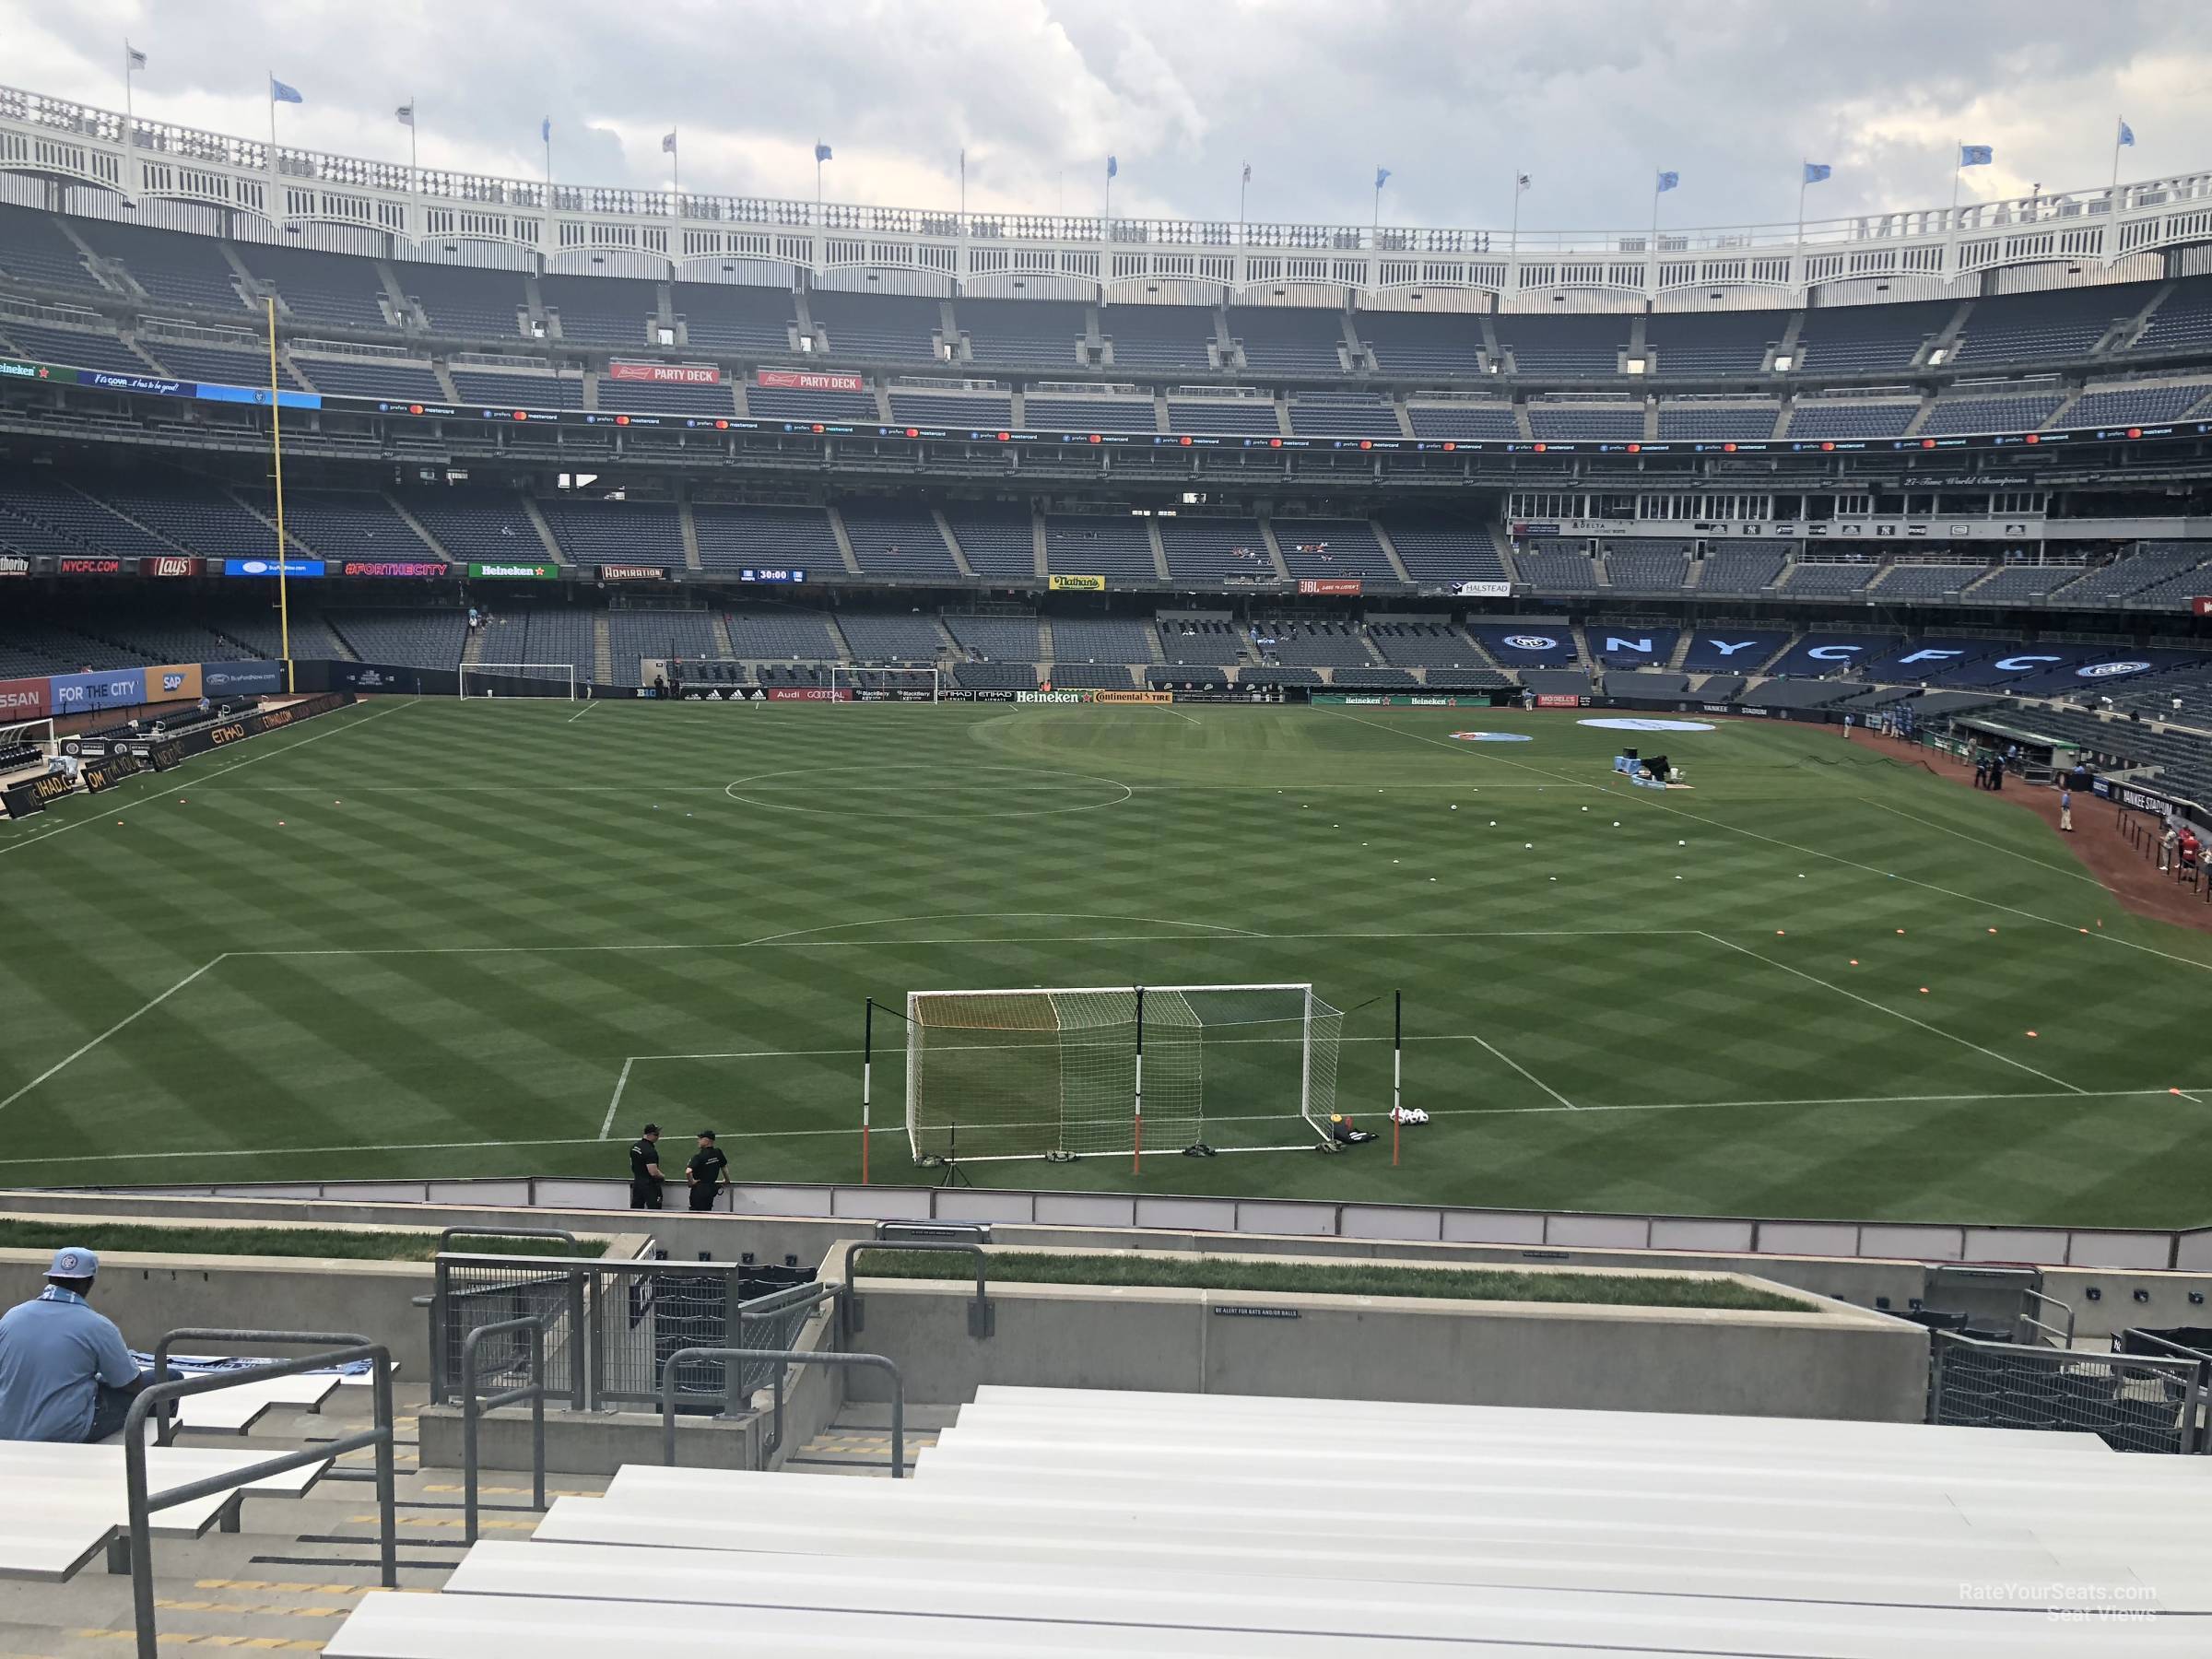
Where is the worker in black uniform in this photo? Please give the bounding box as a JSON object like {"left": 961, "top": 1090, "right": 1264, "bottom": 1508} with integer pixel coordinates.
{"left": 686, "top": 1130, "right": 730, "bottom": 1213}
{"left": 627, "top": 1124, "right": 665, "bottom": 1209}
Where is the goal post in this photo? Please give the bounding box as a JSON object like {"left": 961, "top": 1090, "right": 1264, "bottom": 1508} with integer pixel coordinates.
{"left": 830, "top": 665, "right": 940, "bottom": 703}
{"left": 458, "top": 663, "right": 577, "bottom": 700}
{"left": 902, "top": 982, "right": 1341, "bottom": 1165}
{"left": 0, "top": 718, "right": 58, "bottom": 759}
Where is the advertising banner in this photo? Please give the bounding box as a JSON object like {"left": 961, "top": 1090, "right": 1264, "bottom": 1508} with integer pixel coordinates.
{"left": 221, "top": 557, "right": 325, "bottom": 578}
{"left": 1535, "top": 693, "right": 1585, "bottom": 708}
{"left": 80, "top": 751, "right": 147, "bottom": 794}
{"left": 1448, "top": 580, "right": 1512, "bottom": 599}
{"left": 756, "top": 368, "right": 865, "bottom": 394}
{"left": 609, "top": 361, "right": 722, "bottom": 384}
{"left": 341, "top": 559, "right": 447, "bottom": 578}
{"left": 2194, "top": 596, "right": 2212, "bottom": 618}
{"left": 0, "top": 677, "right": 51, "bottom": 721}
{"left": 1093, "top": 689, "right": 1174, "bottom": 705}
{"left": 1312, "top": 693, "right": 1474, "bottom": 707}
{"left": 0, "top": 554, "right": 32, "bottom": 577}
{"left": 1016, "top": 689, "right": 1091, "bottom": 704}
{"left": 942, "top": 688, "right": 1018, "bottom": 702}
{"left": 1047, "top": 574, "right": 1106, "bottom": 592}
{"left": 1, "top": 780, "right": 47, "bottom": 818}
{"left": 51, "top": 667, "right": 147, "bottom": 714}
{"left": 58, "top": 557, "right": 125, "bottom": 576}
{"left": 468, "top": 561, "right": 559, "bottom": 580}
{"left": 599, "top": 565, "right": 670, "bottom": 582}
{"left": 25, "top": 772, "right": 78, "bottom": 809}
{"left": 2098, "top": 776, "right": 2184, "bottom": 818}
{"left": 765, "top": 687, "right": 853, "bottom": 701}
{"left": 202, "top": 662, "right": 286, "bottom": 697}
{"left": 1297, "top": 578, "right": 1363, "bottom": 595}
{"left": 324, "top": 664, "right": 457, "bottom": 695}
{"left": 141, "top": 556, "right": 199, "bottom": 578}
{"left": 145, "top": 663, "right": 203, "bottom": 703}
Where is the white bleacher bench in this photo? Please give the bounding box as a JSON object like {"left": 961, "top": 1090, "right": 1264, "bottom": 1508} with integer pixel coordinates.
{"left": 0, "top": 1441, "right": 327, "bottom": 1581}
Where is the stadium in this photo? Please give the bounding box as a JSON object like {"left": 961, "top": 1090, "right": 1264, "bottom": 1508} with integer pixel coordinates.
{"left": 3, "top": 26, "right": 2212, "bottom": 1653}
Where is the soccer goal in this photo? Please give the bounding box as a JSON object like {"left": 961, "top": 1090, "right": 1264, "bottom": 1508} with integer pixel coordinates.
{"left": 830, "top": 665, "right": 940, "bottom": 703}
{"left": 902, "top": 983, "right": 1341, "bottom": 1165}
{"left": 458, "top": 663, "right": 576, "bottom": 700}
{"left": 0, "top": 718, "right": 57, "bottom": 759}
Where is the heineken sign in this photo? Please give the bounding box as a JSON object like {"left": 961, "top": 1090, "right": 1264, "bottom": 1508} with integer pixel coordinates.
{"left": 467, "top": 561, "right": 559, "bottom": 580}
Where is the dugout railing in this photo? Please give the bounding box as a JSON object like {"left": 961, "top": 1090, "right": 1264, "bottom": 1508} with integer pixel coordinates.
{"left": 1928, "top": 1330, "right": 2206, "bottom": 1453}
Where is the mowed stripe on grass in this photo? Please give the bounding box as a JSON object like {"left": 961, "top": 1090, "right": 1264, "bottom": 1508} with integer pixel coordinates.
{"left": 0, "top": 700, "right": 2205, "bottom": 1227}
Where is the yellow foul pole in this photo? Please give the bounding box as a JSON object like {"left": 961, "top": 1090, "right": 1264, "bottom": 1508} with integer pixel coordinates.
{"left": 265, "top": 296, "right": 293, "bottom": 694}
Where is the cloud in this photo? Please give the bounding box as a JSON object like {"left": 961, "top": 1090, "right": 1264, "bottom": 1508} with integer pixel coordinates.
{"left": 9, "top": 0, "right": 2208, "bottom": 230}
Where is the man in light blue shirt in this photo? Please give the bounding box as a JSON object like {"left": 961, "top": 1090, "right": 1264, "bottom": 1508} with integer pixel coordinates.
{"left": 0, "top": 1247, "right": 144, "bottom": 1442}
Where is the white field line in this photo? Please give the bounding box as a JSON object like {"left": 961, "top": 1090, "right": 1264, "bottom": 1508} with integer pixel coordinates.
{"left": 1320, "top": 704, "right": 2212, "bottom": 976}
{"left": 598, "top": 1056, "right": 636, "bottom": 1138}
{"left": 1695, "top": 930, "right": 2086, "bottom": 1095}
{"left": 0, "top": 956, "right": 228, "bottom": 1114}
{"left": 6, "top": 1087, "right": 2208, "bottom": 1171}
{"left": 567, "top": 700, "right": 597, "bottom": 724}
{"left": 1458, "top": 1033, "right": 1578, "bottom": 1110}
{"left": 1855, "top": 796, "right": 2103, "bottom": 886}
{"left": 0, "top": 700, "right": 413, "bottom": 858}
{"left": 164, "top": 782, "right": 1578, "bottom": 794}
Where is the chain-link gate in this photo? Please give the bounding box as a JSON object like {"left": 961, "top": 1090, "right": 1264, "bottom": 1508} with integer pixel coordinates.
{"left": 429, "top": 1255, "right": 587, "bottom": 1406}
{"left": 1930, "top": 1331, "right": 2205, "bottom": 1453}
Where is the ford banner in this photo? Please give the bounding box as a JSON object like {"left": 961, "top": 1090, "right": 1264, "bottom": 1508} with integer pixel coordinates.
{"left": 201, "top": 662, "right": 286, "bottom": 696}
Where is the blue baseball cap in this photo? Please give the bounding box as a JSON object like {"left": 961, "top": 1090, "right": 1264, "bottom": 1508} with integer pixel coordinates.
{"left": 47, "top": 1246, "right": 99, "bottom": 1278}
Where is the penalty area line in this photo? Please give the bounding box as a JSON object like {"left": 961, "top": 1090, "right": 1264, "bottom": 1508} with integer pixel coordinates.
{"left": 0, "top": 955, "right": 229, "bottom": 1114}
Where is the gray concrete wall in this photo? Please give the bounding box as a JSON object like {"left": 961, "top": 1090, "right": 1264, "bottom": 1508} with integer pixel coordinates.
{"left": 836, "top": 1270, "right": 1931, "bottom": 1424}
{"left": 420, "top": 1406, "right": 757, "bottom": 1477}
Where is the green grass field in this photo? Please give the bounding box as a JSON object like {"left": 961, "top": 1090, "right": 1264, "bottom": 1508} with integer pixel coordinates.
{"left": 4, "top": 696, "right": 2208, "bottom": 1227}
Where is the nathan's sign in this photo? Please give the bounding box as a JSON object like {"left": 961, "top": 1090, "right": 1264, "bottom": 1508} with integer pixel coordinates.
{"left": 756, "top": 368, "right": 865, "bottom": 394}
{"left": 599, "top": 564, "right": 670, "bottom": 582}
{"left": 609, "top": 360, "right": 722, "bottom": 384}
{"left": 1047, "top": 574, "right": 1106, "bottom": 592}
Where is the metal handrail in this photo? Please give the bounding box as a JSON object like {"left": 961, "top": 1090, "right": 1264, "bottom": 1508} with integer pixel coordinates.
{"left": 124, "top": 1339, "right": 396, "bottom": 1659}
{"left": 149, "top": 1327, "right": 371, "bottom": 1447}
{"left": 2021, "top": 1288, "right": 2077, "bottom": 1349}
{"left": 660, "top": 1347, "right": 903, "bottom": 1476}
{"left": 836, "top": 1239, "right": 993, "bottom": 1341}
{"left": 461, "top": 1315, "right": 548, "bottom": 1544}
{"left": 2115, "top": 1330, "right": 2212, "bottom": 1453}
{"left": 438, "top": 1225, "right": 579, "bottom": 1253}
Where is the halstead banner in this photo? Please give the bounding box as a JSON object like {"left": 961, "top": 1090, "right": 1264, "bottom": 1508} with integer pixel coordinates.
{"left": 608, "top": 361, "right": 722, "bottom": 384}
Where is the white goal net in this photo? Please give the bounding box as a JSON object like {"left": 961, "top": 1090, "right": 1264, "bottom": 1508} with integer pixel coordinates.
{"left": 830, "top": 665, "right": 940, "bottom": 702}
{"left": 458, "top": 663, "right": 577, "bottom": 700}
{"left": 904, "top": 982, "right": 1341, "bottom": 1163}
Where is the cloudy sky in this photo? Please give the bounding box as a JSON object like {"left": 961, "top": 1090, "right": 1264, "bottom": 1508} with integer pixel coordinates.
{"left": 6, "top": 0, "right": 2206, "bottom": 232}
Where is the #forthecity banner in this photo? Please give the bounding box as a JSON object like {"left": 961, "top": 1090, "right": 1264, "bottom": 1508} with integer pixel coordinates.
{"left": 607, "top": 361, "right": 723, "bottom": 384}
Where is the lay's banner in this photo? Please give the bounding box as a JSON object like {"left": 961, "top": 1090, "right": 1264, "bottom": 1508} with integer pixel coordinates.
{"left": 147, "top": 663, "right": 203, "bottom": 703}
{"left": 50, "top": 667, "right": 147, "bottom": 715}
{"left": 1048, "top": 574, "right": 1106, "bottom": 592}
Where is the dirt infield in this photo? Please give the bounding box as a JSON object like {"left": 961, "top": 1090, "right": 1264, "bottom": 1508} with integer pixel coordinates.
{"left": 1848, "top": 726, "right": 2211, "bottom": 934}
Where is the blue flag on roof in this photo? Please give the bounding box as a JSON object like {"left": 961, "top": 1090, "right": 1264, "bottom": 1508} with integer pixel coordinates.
{"left": 815, "top": 142, "right": 832, "bottom": 163}
{"left": 1106, "top": 155, "right": 1117, "bottom": 179}
{"left": 1374, "top": 166, "right": 1391, "bottom": 190}
{"left": 1655, "top": 170, "right": 1678, "bottom": 193}
{"left": 541, "top": 117, "right": 551, "bottom": 144}
{"left": 2118, "top": 119, "right": 2136, "bottom": 147}
{"left": 270, "top": 76, "right": 303, "bottom": 105}
{"left": 1803, "top": 161, "right": 1831, "bottom": 184}
{"left": 1959, "top": 144, "right": 1993, "bottom": 167}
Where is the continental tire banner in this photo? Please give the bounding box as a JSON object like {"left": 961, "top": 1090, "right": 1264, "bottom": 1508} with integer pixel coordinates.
{"left": 80, "top": 752, "right": 147, "bottom": 794}
{"left": 147, "top": 663, "right": 203, "bottom": 702}
{"left": 1297, "top": 578, "right": 1362, "bottom": 595}
{"left": 1092, "top": 689, "right": 1174, "bottom": 705}
{"left": 1048, "top": 574, "right": 1106, "bottom": 592}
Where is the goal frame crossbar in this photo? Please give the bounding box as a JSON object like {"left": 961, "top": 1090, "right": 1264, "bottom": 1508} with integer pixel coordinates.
{"left": 458, "top": 662, "right": 577, "bottom": 700}
{"left": 830, "top": 665, "right": 941, "bottom": 702}
{"left": 901, "top": 982, "right": 1336, "bottom": 1167}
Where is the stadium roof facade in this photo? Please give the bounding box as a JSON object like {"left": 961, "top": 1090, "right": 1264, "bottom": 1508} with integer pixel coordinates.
{"left": 6, "top": 80, "right": 2212, "bottom": 307}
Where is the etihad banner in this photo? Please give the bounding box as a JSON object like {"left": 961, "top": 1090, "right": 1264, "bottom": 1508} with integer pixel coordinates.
{"left": 1047, "top": 574, "right": 1106, "bottom": 592}
{"left": 1297, "top": 578, "right": 1362, "bottom": 595}
{"left": 1, "top": 780, "right": 48, "bottom": 819}
{"left": 756, "top": 368, "right": 865, "bottom": 394}
{"left": 146, "top": 663, "right": 203, "bottom": 703}
{"left": 0, "top": 676, "right": 50, "bottom": 720}
{"left": 1093, "top": 689, "right": 1174, "bottom": 705}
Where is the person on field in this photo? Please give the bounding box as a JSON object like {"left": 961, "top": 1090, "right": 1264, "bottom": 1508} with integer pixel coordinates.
{"left": 2058, "top": 784, "right": 2074, "bottom": 833}
{"left": 686, "top": 1131, "right": 730, "bottom": 1212}
{"left": 0, "top": 1248, "right": 144, "bottom": 1442}
{"left": 628, "top": 1124, "right": 665, "bottom": 1209}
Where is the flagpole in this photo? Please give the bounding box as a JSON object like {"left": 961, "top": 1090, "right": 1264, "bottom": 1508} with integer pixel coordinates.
{"left": 543, "top": 124, "right": 551, "bottom": 201}
{"left": 266, "top": 296, "right": 293, "bottom": 699}
{"left": 122, "top": 42, "right": 136, "bottom": 206}
{"left": 409, "top": 98, "right": 418, "bottom": 181}
{"left": 2112, "top": 119, "right": 2124, "bottom": 198}
{"left": 959, "top": 148, "right": 966, "bottom": 221}
{"left": 1949, "top": 136, "right": 1962, "bottom": 222}
{"left": 1796, "top": 164, "right": 1808, "bottom": 261}
{"left": 671, "top": 126, "right": 678, "bottom": 196}
{"left": 1510, "top": 166, "right": 1521, "bottom": 254}
{"left": 267, "top": 71, "right": 276, "bottom": 172}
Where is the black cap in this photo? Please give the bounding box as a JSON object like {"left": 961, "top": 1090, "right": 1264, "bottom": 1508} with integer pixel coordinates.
{"left": 697, "top": 1129, "right": 716, "bottom": 1141}
{"left": 641, "top": 1123, "right": 659, "bottom": 1135}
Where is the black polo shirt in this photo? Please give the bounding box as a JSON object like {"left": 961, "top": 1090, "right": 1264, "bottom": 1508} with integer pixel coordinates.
{"left": 629, "top": 1138, "right": 662, "bottom": 1184}
{"left": 688, "top": 1146, "right": 728, "bottom": 1188}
